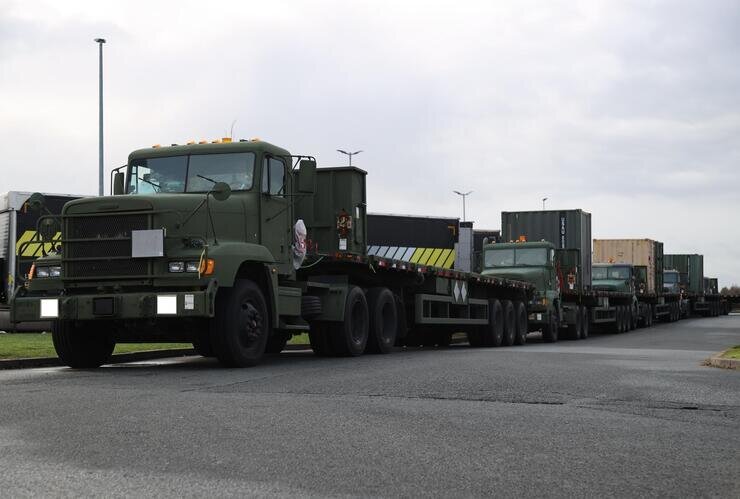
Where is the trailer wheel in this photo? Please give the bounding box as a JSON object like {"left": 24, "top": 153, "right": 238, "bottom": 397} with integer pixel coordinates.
{"left": 542, "top": 312, "right": 558, "bottom": 343}
{"left": 211, "top": 279, "right": 269, "bottom": 367}
{"left": 566, "top": 306, "right": 582, "bottom": 341}
{"left": 330, "top": 286, "right": 369, "bottom": 356}
{"left": 501, "top": 300, "right": 516, "bottom": 346}
{"left": 52, "top": 320, "right": 115, "bottom": 369}
{"left": 309, "top": 322, "right": 334, "bottom": 356}
{"left": 513, "top": 301, "right": 528, "bottom": 345}
{"left": 473, "top": 299, "right": 503, "bottom": 347}
{"left": 580, "top": 306, "right": 589, "bottom": 339}
{"left": 365, "top": 287, "right": 397, "bottom": 354}
{"left": 265, "top": 331, "right": 291, "bottom": 354}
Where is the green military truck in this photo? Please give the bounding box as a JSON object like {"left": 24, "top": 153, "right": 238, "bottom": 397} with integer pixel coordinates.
{"left": 481, "top": 210, "right": 635, "bottom": 342}
{"left": 10, "top": 139, "right": 533, "bottom": 368}
{"left": 664, "top": 254, "right": 725, "bottom": 317}
{"left": 593, "top": 239, "right": 683, "bottom": 323}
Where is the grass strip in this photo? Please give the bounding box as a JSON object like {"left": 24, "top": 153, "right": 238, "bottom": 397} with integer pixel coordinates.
{"left": 721, "top": 345, "right": 740, "bottom": 360}
{"left": 0, "top": 333, "right": 189, "bottom": 360}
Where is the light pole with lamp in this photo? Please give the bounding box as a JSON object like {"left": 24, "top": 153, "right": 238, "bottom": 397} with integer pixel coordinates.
{"left": 453, "top": 190, "right": 473, "bottom": 222}
{"left": 542, "top": 197, "right": 548, "bottom": 210}
{"left": 337, "top": 149, "right": 362, "bottom": 166}
{"left": 94, "top": 38, "right": 106, "bottom": 196}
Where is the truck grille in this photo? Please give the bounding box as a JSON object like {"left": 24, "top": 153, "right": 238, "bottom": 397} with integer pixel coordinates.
{"left": 65, "top": 214, "right": 150, "bottom": 278}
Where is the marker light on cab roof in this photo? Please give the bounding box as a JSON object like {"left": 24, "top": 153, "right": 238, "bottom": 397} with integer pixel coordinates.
{"left": 222, "top": 137, "right": 232, "bottom": 143}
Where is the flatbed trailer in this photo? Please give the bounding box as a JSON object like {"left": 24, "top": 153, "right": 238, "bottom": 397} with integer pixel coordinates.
{"left": 10, "top": 139, "right": 534, "bottom": 367}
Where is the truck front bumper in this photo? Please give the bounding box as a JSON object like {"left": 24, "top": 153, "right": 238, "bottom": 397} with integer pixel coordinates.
{"left": 527, "top": 305, "right": 548, "bottom": 324}
{"left": 12, "top": 282, "right": 217, "bottom": 323}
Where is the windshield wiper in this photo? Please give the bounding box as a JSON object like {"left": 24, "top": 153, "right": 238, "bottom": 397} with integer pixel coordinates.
{"left": 138, "top": 175, "right": 161, "bottom": 192}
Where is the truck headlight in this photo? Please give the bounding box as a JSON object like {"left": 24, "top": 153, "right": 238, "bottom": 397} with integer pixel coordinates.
{"left": 168, "top": 261, "right": 185, "bottom": 273}
{"left": 49, "top": 266, "right": 62, "bottom": 278}
{"left": 185, "top": 261, "right": 200, "bottom": 273}
{"left": 36, "top": 266, "right": 51, "bottom": 278}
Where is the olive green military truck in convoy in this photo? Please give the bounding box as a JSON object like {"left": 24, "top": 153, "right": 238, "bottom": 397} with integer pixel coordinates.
{"left": 11, "top": 139, "right": 533, "bottom": 368}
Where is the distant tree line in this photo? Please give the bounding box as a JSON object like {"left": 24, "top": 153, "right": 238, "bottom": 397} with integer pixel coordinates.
{"left": 720, "top": 285, "right": 740, "bottom": 295}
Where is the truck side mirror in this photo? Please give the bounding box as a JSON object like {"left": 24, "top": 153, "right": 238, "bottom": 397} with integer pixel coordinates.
{"left": 211, "top": 182, "right": 231, "bottom": 201}
{"left": 113, "top": 172, "right": 125, "bottom": 195}
{"left": 298, "top": 160, "right": 316, "bottom": 193}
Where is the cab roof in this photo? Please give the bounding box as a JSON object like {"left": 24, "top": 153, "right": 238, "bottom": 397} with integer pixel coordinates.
{"left": 483, "top": 241, "right": 554, "bottom": 250}
{"left": 128, "top": 139, "right": 291, "bottom": 161}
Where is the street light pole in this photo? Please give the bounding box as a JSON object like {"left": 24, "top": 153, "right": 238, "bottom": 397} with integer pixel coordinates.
{"left": 94, "top": 38, "right": 106, "bottom": 196}
{"left": 95, "top": 38, "right": 106, "bottom": 196}
{"left": 337, "top": 149, "right": 363, "bottom": 166}
{"left": 453, "top": 190, "right": 473, "bottom": 222}
{"left": 542, "top": 197, "right": 548, "bottom": 210}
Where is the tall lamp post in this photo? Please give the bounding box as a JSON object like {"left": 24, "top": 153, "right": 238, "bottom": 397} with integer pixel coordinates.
{"left": 542, "top": 197, "right": 548, "bottom": 210}
{"left": 94, "top": 38, "right": 106, "bottom": 196}
{"left": 337, "top": 149, "right": 362, "bottom": 166}
{"left": 453, "top": 190, "right": 473, "bottom": 222}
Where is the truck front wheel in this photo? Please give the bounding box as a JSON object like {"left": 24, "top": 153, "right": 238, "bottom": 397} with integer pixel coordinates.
{"left": 211, "top": 279, "right": 269, "bottom": 367}
{"left": 513, "top": 301, "right": 528, "bottom": 345}
{"left": 52, "top": 320, "right": 115, "bottom": 369}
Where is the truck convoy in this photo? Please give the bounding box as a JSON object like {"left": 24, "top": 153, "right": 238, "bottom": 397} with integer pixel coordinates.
{"left": 10, "top": 139, "right": 534, "bottom": 368}
{"left": 8, "top": 140, "right": 734, "bottom": 368}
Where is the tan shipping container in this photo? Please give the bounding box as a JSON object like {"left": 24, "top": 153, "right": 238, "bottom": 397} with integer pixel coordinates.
{"left": 593, "top": 239, "right": 660, "bottom": 293}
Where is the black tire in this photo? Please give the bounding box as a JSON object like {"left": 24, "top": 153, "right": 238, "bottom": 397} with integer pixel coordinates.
{"left": 567, "top": 306, "right": 582, "bottom": 340}
{"left": 193, "top": 327, "right": 215, "bottom": 357}
{"left": 613, "top": 307, "right": 623, "bottom": 334}
{"left": 365, "top": 287, "right": 398, "bottom": 354}
{"left": 52, "top": 320, "right": 115, "bottom": 369}
{"left": 301, "top": 295, "right": 322, "bottom": 319}
{"left": 433, "top": 330, "right": 453, "bottom": 347}
{"left": 265, "top": 331, "right": 291, "bottom": 354}
{"left": 580, "top": 306, "right": 589, "bottom": 339}
{"left": 630, "top": 306, "right": 637, "bottom": 330}
{"left": 330, "top": 286, "right": 369, "bottom": 356}
{"left": 309, "top": 322, "right": 334, "bottom": 356}
{"left": 501, "top": 300, "right": 516, "bottom": 346}
{"left": 476, "top": 299, "right": 503, "bottom": 347}
{"left": 542, "top": 312, "right": 558, "bottom": 343}
{"left": 210, "top": 279, "right": 270, "bottom": 368}
{"left": 514, "top": 301, "right": 528, "bottom": 345}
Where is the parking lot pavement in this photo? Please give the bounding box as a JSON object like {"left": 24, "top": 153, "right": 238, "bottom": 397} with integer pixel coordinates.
{"left": 1, "top": 315, "right": 738, "bottom": 497}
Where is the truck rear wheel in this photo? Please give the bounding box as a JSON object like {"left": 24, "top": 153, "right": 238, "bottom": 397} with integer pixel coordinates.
{"left": 330, "top": 286, "right": 369, "bottom": 356}
{"left": 580, "top": 306, "right": 589, "bottom": 339}
{"left": 567, "top": 306, "right": 582, "bottom": 340}
{"left": 474, "top": 299, "right": 503, "bottom": 347}
{"left": 52, "top": 320, "right": 115, "bottom": 368}
{"left": 211, "top": 279, "right": 269, "bottom": 368}
{"left": 542, "top": 312, "right": 558, "bottom": 343}
{"left": 309, "top": 322, "right": 334, "bottom": 356}
{"left": 501, "top": 300, "right": 516, "bottom": 346}
{"left": 513, "top": 301, "right": 527, "bottom": 345}
{"left": 365, "top": 287, "right": 397, "bottom": 354}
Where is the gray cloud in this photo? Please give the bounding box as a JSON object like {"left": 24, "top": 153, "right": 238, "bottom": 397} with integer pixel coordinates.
{"left": 0, "top": 0, "right": 738, "bottom": 284}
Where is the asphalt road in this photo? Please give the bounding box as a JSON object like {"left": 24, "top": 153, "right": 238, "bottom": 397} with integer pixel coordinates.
{"left": 1, "top": 316, "right": 738, "bottom": 498}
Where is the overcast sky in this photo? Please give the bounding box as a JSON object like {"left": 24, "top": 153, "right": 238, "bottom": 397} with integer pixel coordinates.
{"left": 1, "top": 0, "right": 739, "bottom": 285}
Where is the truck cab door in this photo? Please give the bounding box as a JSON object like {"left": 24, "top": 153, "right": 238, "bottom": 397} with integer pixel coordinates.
{"left": 259, "top": 155, "right": 292, "bottom": 274}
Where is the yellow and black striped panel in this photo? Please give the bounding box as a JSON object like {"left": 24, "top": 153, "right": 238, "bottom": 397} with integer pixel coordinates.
{"left": 367, "top": 246, "right": 456, "bottom": 269}
{"left": 15, "top": 230, "right": 62, "bottom": 257}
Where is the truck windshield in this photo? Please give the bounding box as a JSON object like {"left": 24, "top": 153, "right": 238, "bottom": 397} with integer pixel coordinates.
{"left": 593, "top": 266, "right": 631, "bottom": 280}
{"left": 664, "top": 272, "right": 678, "bottom": 284}
{"left": 485, "top": 247, "right": 548, "bottom": 267}
{"left": 127, "top": 152, "right": 255, "bottom": 194}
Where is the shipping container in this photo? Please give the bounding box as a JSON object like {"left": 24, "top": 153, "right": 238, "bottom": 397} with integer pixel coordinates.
{"left": 365, "top": 213, "right": 459, "bottom": 269}
{"left": 593, "top": 239, "right": 664, "bottom": 294}
{"left": 501, "top": 209, "right": 592, "bottom": 288}
{"left": 664, "top": 254, "right": 704, "bottom": 294}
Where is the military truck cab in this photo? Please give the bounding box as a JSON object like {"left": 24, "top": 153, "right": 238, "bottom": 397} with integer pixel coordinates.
{"left": 481, "top": 241, "right": 561, "bottom": 341}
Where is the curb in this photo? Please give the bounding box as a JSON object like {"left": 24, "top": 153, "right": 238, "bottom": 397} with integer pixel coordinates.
{"left": 705, "top": 349, "right": 740, "bottom": 370}
{"left": 0, "top": 344, "right": 315, "bottom": 370}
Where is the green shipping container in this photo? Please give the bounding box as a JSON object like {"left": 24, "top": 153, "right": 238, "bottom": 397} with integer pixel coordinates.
{"left": 664, "top": 254, "right": 704, "bottom": 294}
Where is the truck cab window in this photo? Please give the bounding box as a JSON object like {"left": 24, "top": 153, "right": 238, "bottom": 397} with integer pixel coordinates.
{"left": 261, "top": 157, "right": 286, "bottom": 196}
